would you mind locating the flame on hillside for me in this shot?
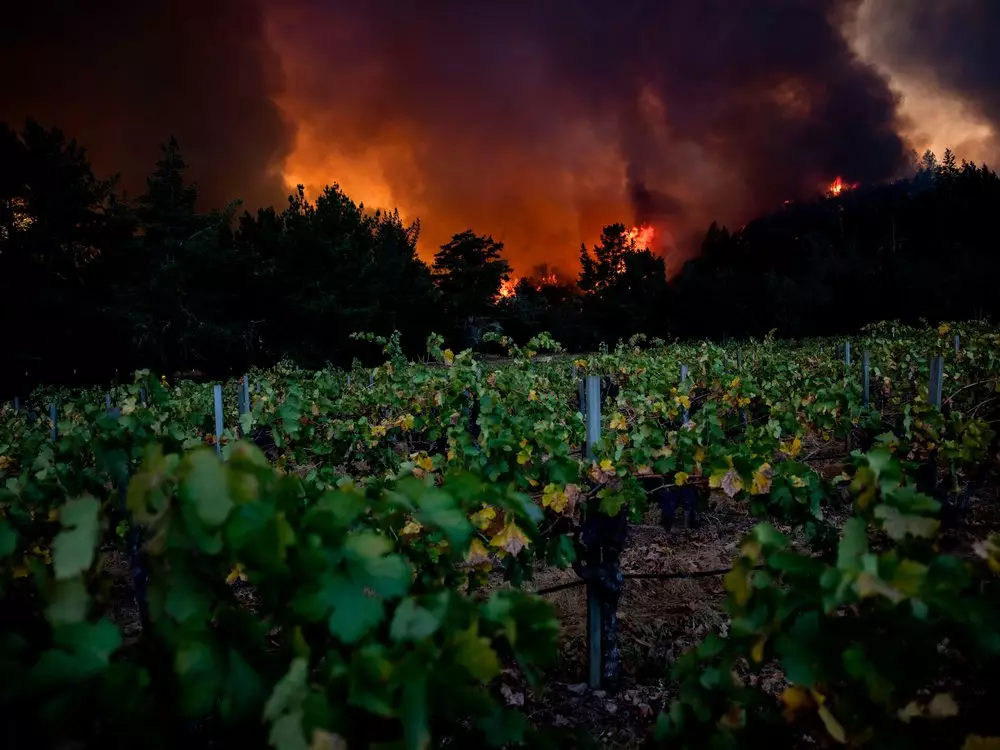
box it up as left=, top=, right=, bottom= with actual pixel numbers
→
left=827, top=176, right=858, bottom=196
left=498, top=271, right=559, bottom=300
left=497, top=226, right=653, bottom=300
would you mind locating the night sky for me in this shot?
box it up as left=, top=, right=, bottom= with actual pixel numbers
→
left=3, top=0, right=998, bottom=274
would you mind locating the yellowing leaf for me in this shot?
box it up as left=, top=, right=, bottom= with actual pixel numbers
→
left=751, top=635, right=767, bottom=663
left=674, top=471, right=690, bottom=486
left=443, top=349, right=455, bottom=365
left=401, top=520, right=423, bottom=536
left=226, top=563, right=247, bottom=585
left=490, top=518, right=530, bottom=557
left=609, top=413, right=627, bottom=431
left=751, top=463, right=773, bottom=495
left=542, top=484, right=569, bottom=514
left=719, top=703, right=744, bottom=729
left=780, top=685, right=813, bottom=721
left=675, top=394, right=691, bottom=410
left=528, top=389, right=538, bottom=402
left=470, top=505, right=497, bottom=530
left=399, top=414, right=415, bottom=431
left=899, top=693, right=959, bottom=723
left=599, top=458, right=614, bottom=473
left=855, top=572, right=905, bottom=603
left=974, top=536, right=1000, bottom=574
left=963, top=736, right=1000, bottom=750
left=721, top=470, right=744, bottom=498
left=465, top=538, right=490, bottom=566
left=939, top=323, right=951, bottom=336
left=416, top=455, right=434, bottom=472
left=723, top=566, right=751, bottom=606
left=780, top=436, right=803, bottom=457
left=817, top=705, right=847, bottom=744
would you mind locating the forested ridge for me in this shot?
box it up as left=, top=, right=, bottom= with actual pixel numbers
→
left=2, top=120, right=998, bottom=394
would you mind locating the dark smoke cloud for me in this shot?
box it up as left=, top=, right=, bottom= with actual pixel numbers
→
left=3, top=0, right=916, bottom=274
left=0, top=0, right=293, bottom=210
left=269, top=0, right=909, bottom=273
left=853, top=0, right=1000, bottom=161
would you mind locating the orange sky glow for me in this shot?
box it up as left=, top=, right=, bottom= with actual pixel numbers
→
left=264, top=2, right=998, bottom=280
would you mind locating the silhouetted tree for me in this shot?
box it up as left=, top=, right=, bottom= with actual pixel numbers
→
left=432, top=230, right=511, bottom=348
left=5, top=118, right=1000, bottom=397
left=578, top=224, right=670, bottom=345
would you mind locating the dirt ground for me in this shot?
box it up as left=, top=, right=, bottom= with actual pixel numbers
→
left=482, top=443, right=1000, bottom=748
left=483, top=498, right=762, bottom=748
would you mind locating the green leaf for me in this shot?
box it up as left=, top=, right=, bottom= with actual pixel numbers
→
left=837, top=517, right=869, bottom=572
left=357, top=553, right=412, bottom=600
left=269, top=711, right=309, bottom=750
left=776, top=612, right=821, bottom=687
left=390, top=594, right=447, bottom=643
left=343, top=531, right=393, bottom=561
left=348, top=644, right=396, bottom=717
left=401, top=673, right=430, bottom=750
left=49, top=619, right=122, bottom=680
left=53, top=496, right=100, bottom=580
left=265, top=657, right=310, bottom=721
left=874, top=504, right=940, bottom=541
left=165, top=573, right=211, bottom=625
left=325, top=575, right=385, bottom=644
left=0, top=518, right=17, bottom=558
left=175, top=637, right=224, bottom=716
left=451, top=624, right=501, bottom=681
left=221, top=648, right=269, bottom=722
left=415, top=489, right=473, bottom=548
left=598, top=492, right=625, bottom=516
left=46, top=579, right=89, bottom=626
left=179, top=449, right=233, bottom=529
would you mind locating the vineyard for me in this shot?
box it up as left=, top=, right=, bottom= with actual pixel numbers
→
left=3, top=321, right=1000, bottom=749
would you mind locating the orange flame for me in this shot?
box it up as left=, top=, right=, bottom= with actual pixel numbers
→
left=827, top=176, right=858, bottom=196
left=497, top=271, right=563, bottom=300
left=626, top=224, right=656, bottom=249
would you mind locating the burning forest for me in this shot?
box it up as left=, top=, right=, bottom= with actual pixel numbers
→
left=4, top=0, right=999, bottom=281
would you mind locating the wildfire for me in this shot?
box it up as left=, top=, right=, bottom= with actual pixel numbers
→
left=826, top=176, right=858, bottom=196
left=626, top=223, right=656, bottom=249
left=498, top=272, right=558, bottom=300
left=499, top=278, right=518, bottom=298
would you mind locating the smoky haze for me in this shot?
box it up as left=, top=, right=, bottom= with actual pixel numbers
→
left=0, top=0, right=294, bottom=211
left=853, top=0, right=1000, bottom=162
left=5, top=1, right=997, bottom=275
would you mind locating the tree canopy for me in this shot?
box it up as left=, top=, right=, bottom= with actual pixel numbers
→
left=3, top=118, right=1000, bottom=395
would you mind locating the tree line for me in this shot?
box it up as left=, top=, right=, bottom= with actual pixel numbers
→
left=2, top=120, right=998, bottom=394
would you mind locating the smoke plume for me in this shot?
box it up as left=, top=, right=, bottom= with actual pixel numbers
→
left=847, top=0, right=1000, bottom=165
left=7, top=0, right=977, bottom=275
left=0, top=0, right=293, bottom=210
